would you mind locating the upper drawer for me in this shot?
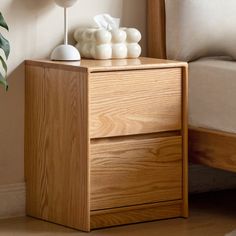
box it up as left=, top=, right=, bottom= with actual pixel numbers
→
left=90, top=68, right=182, bottom=138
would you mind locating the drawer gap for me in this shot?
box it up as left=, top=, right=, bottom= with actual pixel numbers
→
left=90, top=130, right=181, bottom=144
left=90, top=199, right=183, bottom=213
left=90, top=67, right=184, bottom=73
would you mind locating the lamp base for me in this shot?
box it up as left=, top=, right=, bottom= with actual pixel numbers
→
left=51, top=44, right=81, bottom=61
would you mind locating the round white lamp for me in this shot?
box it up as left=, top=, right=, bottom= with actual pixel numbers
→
left=51, top=0, right=81, bottom=61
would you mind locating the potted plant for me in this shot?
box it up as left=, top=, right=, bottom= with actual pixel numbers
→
left=0, top=12, right=10, bottom=90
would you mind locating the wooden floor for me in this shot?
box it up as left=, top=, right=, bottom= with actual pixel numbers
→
left=0, top=190, right=236, bottom=236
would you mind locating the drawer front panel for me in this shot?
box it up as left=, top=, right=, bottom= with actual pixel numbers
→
left=89, top=69, right=182, bottom=138
left=90, top=136, right=183, bottom=211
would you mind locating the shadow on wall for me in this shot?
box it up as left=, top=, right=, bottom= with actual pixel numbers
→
left=0, top=0, right=54, bottom=185
left=10, top=0, right=54, bottom=12
left=8, top=0, right=81, bottom=53
left=6, top=0, right=55, bottom=65
left=4, top=0, right=55, bottom=88
left=0, top=63, right=25, bottom=185
left=122, top=0, right=147, bottom=55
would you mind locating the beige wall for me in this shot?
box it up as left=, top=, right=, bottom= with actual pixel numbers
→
left=0, top=0, right=146, bottom=185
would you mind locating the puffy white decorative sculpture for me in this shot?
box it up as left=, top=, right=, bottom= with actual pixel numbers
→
left=74, top=28, right=142, bottom=60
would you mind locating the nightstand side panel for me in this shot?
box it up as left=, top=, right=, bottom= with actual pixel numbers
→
left=25, top=65, right=90, bottom=231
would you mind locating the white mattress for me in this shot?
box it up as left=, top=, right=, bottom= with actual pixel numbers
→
left=189, top=57, right=236, bottom=133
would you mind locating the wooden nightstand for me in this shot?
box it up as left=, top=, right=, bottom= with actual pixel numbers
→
left=25, top=57, right=188, bottom=232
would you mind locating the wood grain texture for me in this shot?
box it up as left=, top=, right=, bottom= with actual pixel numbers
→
left=25, top=57, right=186, bottom=72
left=90, top=136, right=183, bottom=211
left=25, top=65, right=90, bottom=231
left=25, top=59, right=188, bottom=231
left=146, top=0, right=189, bottom=216
left=90, top=69, right=182, bottom=138
left=147, top=0, right=166, bottom=59
left=90, top=200, right=182, bottom=229
left=182, top=66, right=189, bottom=217
left=25, top=66, right=45, bottom=219
left=189, top=127, right=236, bottom=173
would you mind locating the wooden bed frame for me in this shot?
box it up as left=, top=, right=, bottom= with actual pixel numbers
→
left=147, top=0, right=236, bottom=173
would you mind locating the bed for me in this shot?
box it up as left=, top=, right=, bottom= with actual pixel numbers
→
left=147, top=0, right=236, bottom=172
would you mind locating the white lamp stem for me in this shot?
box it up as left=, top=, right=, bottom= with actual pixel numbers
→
left=51, top=1, right=81, bottom=61
left=64, top=7, right=68, bottom=45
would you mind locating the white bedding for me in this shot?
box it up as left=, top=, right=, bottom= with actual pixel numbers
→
left=189, top=57, right=236, bottom=133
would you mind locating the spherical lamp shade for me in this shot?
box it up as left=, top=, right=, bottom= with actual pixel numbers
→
left=51, top=45, right=81, bottom=61
left=55, top=0, right=78, bottom=8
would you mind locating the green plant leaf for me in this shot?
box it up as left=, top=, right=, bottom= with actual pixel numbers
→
left=0, top=55, right=7, bottom=72
left=0, top=33, right=10, bottom=59
left=0, top=72, right=8, bottom=91
left=0, top=12, right=9, bottom=91
left=0, top=12, right=8, bottom=31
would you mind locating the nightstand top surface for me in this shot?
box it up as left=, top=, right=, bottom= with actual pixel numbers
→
left=26, top=57, right=187, bottom=72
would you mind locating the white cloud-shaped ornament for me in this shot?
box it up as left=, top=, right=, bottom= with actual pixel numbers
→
left=74, top=14, right=142, bottom=60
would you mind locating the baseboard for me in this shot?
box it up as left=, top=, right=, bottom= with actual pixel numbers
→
left=189, top=164, right=236, bottom=193
left=0, top=182, right=26, bottom=219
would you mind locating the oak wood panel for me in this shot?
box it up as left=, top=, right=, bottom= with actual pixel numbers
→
left=26, top=57, right=186, bottom=72
left=90, top=136, right=183, bottom=211
left=147, top=0, right=166, bottom=59
left=25, top=59, right=188, bottom=231
left=25, top=66, right=90, bottom=231
left=90, top=200, right=182, bottom=229
left=182, top=66, right=189, bottom=217
left=189, top=127, right=236, bottom=173
left=25, top=66, right=45, bottom=219
left=90, top=69, right=182, bottom=138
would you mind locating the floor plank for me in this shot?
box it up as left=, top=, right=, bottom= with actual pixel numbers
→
left=0, top=190, right=236, bottom=236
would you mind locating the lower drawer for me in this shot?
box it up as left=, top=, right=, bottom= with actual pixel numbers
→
left=90, top=135, right=183, bottom=211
